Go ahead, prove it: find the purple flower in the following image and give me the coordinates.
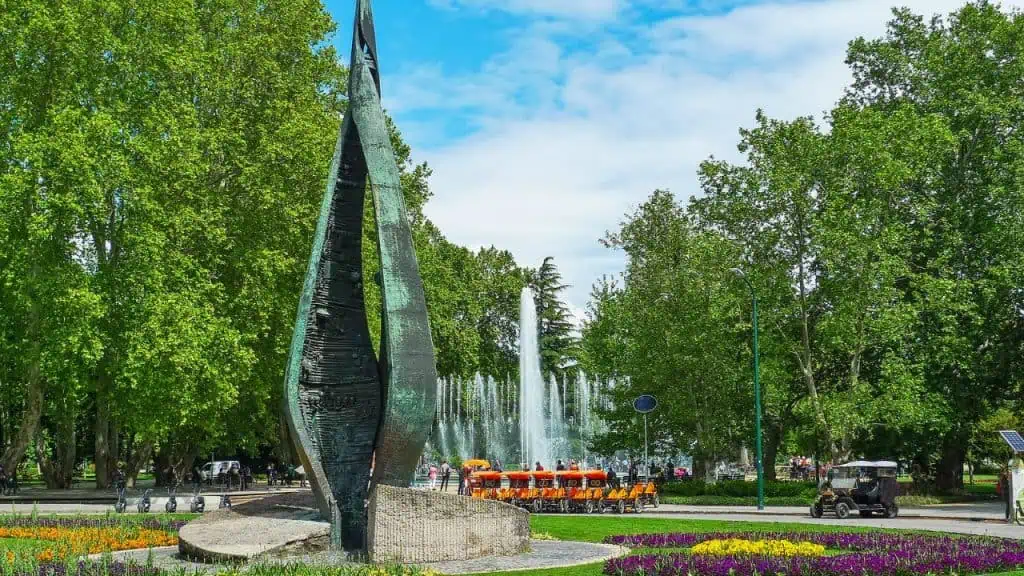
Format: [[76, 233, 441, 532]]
[[603, 531, 1024, 575]]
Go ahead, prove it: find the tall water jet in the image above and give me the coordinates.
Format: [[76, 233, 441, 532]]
[[519, 288, 549, 468]]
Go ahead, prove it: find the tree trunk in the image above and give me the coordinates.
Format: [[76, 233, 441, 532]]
[[126, 441, 153, 488], [763, 423, 783, 481], [109, 419, 120, 472], [94, 382, 111, 488], [692, 457, 709, 482], [154, 450, 170, 487], [1, 369, 44, 472], [278, 413, 296, 463], [936, 433, 965, 493]]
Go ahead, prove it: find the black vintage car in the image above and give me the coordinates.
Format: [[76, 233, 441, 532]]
[[811, 460, 899, 519]]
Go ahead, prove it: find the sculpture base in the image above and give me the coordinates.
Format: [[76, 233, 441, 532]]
[[177, 488, 530, 565], [367, 485, 530, 563]]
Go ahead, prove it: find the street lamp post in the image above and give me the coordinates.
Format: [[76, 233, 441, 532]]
[[731, 268, 764, 511]]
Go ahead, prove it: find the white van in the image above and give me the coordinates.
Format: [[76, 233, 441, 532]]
[[199, 460, 240, 482]]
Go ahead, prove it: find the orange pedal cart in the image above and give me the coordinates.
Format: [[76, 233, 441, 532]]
[[531, 470, 556, 513], [583, 470, 608, 514], [506, 471, 534, 509], [559, 470, 586, 513], [470, 471, 502, 500]]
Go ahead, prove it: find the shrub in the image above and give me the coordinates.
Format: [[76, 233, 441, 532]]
[[660, 480, 817, 499]]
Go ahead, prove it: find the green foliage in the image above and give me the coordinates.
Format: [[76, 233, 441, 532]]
[[528, 257, 578, 381], [659, 480, 817, 499], [582, 1, 1024, 489], [0, 0, 531, 482], [662, 496, 814, 506]]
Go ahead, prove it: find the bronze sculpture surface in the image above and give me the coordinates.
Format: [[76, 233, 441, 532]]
[[282, 0, 437, 553]]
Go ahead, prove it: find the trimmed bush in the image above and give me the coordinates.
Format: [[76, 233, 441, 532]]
[[661, 480, 817, 499]]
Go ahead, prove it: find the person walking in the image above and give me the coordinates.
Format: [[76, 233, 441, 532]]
[[1001, 467, 1012, 520], [440, 460, 451, 492]]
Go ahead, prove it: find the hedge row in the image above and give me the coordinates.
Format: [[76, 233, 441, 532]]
[[660, 479, 818, 498]]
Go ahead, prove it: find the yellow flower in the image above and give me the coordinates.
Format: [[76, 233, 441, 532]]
[[690, 538, 825, 557]]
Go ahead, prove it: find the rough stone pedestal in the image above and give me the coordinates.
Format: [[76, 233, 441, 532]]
[[367, 485, 530, 563]]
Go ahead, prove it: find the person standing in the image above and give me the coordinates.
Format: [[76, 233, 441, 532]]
[[535, 461, 544, 471], [440, 460, 451, 492], [555, 460, 565, 471], [428, 464, 438, 490], [1001, 467, 1012, 520]]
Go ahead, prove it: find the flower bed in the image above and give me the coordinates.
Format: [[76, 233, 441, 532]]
[[0, 516, 184, 563], [1, 560, 163, 576], [690, 538, 825, 557], [604, 532, 1024, 575]]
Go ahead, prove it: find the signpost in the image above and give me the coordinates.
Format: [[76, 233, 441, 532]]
[[999, 431, 1024, 524], [633, 395, 657, 480]]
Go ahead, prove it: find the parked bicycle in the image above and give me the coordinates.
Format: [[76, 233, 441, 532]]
[[189, 482, 206, 513], [137, 489, 152, 514], [166, 482, 179, 513], [114, 482, 127, 513]]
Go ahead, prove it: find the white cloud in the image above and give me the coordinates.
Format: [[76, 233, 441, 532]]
[[391, 0, 1023, 312], [426, 0, 625, 20]]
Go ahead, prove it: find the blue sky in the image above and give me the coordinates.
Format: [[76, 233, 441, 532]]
[[322, 0, 1021, 323]]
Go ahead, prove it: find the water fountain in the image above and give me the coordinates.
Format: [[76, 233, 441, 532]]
[[426, 288, 613, 470]]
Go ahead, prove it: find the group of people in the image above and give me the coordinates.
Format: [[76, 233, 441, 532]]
[[426, 460, 454, 492], [789, 456, 815, 480]]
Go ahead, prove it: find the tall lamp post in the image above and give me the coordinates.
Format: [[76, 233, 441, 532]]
[[731, 267, 764, 511]]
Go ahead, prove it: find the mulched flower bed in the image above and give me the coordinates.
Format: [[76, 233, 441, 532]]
[[604, 532, 1024, 575]]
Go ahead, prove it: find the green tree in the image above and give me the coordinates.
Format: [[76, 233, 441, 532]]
[[475, 247, 527, 382], [583, 191, 753, 476], [844, 1, 1024, 490], [528, 257, 577, 381]]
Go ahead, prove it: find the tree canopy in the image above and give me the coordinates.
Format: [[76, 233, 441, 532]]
[[0, 0, 575, 487], [581, 0, 1024, 489]]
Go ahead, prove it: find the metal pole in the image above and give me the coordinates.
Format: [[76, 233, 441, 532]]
[[644, 413, 649, 481], [752, 290, 764, 511]]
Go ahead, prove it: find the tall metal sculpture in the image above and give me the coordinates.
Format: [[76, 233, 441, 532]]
[[283, 0, 437, 554]]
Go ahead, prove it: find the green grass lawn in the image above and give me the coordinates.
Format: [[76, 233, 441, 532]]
[[462, 515, 1024, 576]]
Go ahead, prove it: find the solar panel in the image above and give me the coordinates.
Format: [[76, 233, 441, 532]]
[[1000, 430, 1024, 453]]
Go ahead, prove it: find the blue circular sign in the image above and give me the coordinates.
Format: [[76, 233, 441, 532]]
[[633, 395, 657, 414]]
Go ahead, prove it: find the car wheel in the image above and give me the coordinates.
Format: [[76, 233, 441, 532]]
[[652, 494, 659, 508], [633, 498, 643, 513], [559, 500, 568, 513], [886, 505, 899, 519], [835, 502, 850, 519], [810, 504, 822, 518], [617, 499, 625, 514], [532, 499, 542, 513], [115, 501, 125, 514], [585, 500, 595, 514], [166, 500, 176, 513]]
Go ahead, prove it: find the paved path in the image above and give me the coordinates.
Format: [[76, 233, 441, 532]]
[[425, 541, 627, 574], [653, 501, 1004, 521], [99, 541, 628, 575]]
